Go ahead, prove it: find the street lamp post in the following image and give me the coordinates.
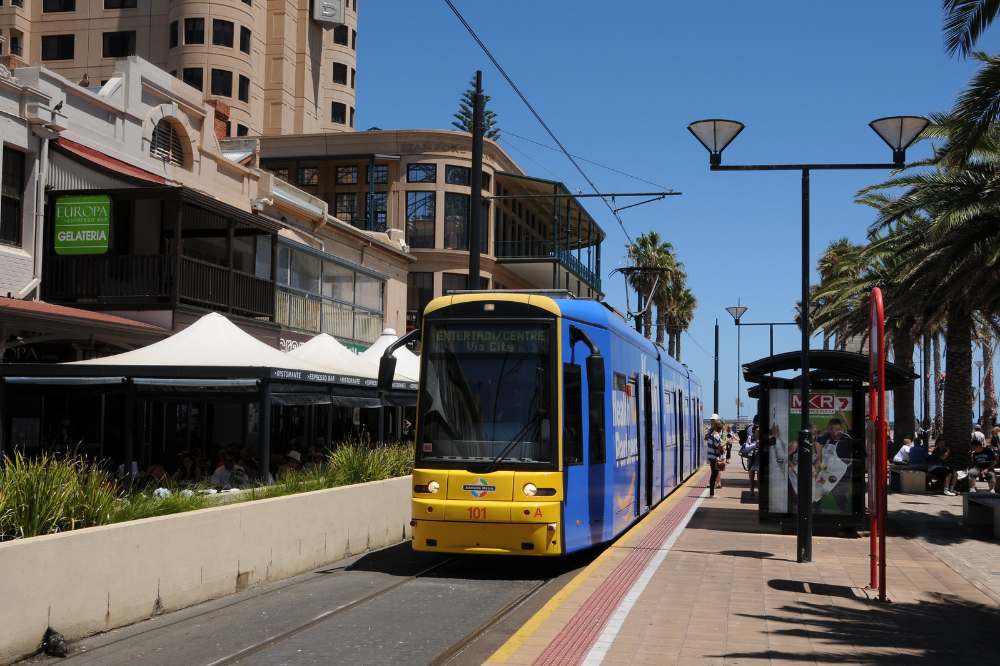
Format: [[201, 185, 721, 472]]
[[689, 116, 928, 564], [726, 302, 747, 423]]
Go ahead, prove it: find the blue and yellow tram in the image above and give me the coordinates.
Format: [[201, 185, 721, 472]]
[[405, 292, 703, 555]]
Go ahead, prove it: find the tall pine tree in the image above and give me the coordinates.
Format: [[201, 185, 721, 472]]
[[452, 74, 500, 140]]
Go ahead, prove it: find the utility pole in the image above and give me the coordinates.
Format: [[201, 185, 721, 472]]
[[468, 71, 484, 289]]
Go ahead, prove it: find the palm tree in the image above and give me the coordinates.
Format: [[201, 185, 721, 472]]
[[857, 158, 1000, 468], [625, 232, 675, 340], [669, 287, 697, 362]]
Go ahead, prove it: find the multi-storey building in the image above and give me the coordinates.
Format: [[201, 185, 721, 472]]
[[255, 129, 606, 338], [0, 0, 358, 136]]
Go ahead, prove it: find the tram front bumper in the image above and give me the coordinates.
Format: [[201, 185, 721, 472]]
[[411, 519, 562, 555]]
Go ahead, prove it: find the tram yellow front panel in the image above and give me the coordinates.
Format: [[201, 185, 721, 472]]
[[443, 499, 512, 522], [510, 501, 560, 523], [412, 521, 562, 555], [446, 471, 515, 501]]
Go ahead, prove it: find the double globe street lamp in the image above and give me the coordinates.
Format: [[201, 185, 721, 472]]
[[688, 116, 929, 563]]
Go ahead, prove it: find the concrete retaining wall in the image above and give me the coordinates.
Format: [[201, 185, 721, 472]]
[[0, 475, 413, 665]]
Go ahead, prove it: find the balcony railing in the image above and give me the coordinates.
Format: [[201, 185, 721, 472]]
[[493, 240, 601, 291], [276, 287, 382, 345], [45, 254, 173, 299], [43, 254, 275, 319]]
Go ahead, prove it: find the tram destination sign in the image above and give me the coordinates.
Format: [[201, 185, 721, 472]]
[[54, 195, 111, 255], [436, 328, 547, 354]]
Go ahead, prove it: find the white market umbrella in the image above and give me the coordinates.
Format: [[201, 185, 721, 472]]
[[73, 312, 329, 373], [288, 333, 380, 377], [359, 328, 420, 381]]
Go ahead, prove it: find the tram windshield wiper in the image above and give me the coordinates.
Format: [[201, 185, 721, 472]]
[[482, 410, 544, 474]]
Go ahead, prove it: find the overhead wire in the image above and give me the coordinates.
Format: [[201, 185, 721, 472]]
[[502, 130, 672, 191], [498, 138, 580, 193], [443, 0, 634, 245]]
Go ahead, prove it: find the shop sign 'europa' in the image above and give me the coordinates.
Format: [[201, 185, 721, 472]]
[[54, 195, 111, 255]]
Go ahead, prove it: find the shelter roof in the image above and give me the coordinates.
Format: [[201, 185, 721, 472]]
[[742, 350, 918, 391]]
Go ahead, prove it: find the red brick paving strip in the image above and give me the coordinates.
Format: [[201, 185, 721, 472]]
[[530, 482, 707, 666]]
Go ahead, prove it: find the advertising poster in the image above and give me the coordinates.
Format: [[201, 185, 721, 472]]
[[786, 388, 855, 515], [54, 195, 111, 255], [767, 389, 790, 514]]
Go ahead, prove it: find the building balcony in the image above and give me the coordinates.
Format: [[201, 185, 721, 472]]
[[494, 240, 601, 292], [43, 254, 275, 319], [275, 286, 382, 346]]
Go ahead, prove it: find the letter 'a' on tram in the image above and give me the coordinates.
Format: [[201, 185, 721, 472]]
[[378, 291, 703, 556]]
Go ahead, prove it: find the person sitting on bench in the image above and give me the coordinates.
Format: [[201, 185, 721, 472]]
[[968, 438, 998, 494]]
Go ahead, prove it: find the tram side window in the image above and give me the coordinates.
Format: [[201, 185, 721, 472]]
[[563, 364, 583, 465], [589, 388, 606, 464]]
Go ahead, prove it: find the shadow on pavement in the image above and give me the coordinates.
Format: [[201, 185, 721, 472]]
[[889, 507, 997, 547], [684, 506, 783, 535], [719, 593, 1000, 665]]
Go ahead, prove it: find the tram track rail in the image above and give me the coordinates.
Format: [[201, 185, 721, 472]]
[[205, 555, 466, 666]]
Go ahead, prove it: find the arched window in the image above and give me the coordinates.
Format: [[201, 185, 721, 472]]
[[150, 118, 185, 167]]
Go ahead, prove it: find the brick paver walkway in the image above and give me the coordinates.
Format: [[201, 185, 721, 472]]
[[488, 468, 1000, 665]]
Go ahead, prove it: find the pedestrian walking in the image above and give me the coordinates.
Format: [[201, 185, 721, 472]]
[[706, 421, 725, 498]]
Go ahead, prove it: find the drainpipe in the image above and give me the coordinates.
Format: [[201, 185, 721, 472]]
[[23, 125, 60, 301]]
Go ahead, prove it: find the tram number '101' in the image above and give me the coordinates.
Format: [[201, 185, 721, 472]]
[[468, 506, 487, 520]]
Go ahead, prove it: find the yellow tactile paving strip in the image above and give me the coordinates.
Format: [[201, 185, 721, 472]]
[[488, 470, 1000, 666]]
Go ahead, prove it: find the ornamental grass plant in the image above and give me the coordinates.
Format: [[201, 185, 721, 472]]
[[0, 441, 415, 541]]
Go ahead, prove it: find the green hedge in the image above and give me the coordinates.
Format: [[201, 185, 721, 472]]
[[0, 442, 415, 540]]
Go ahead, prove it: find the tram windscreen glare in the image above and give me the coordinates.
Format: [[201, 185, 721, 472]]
[[418, 322, 553, 465]]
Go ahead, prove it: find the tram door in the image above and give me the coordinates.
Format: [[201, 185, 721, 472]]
[[676, 390, 685, 478], [643, 376, 654, 509], [631, 376, 641, 516]]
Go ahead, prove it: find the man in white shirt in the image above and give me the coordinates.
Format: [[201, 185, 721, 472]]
[[211, 453, 247, 490]]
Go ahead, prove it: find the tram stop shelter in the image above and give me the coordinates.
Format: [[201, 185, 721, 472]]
[[0, 313, 417, 480], [743, 350, 918, 530]]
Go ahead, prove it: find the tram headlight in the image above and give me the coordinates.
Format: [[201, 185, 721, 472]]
[[414, 480, 441, 494], [523, 483, 537, 497]]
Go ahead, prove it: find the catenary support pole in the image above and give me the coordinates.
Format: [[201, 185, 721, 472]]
[[468, 70, 484, 289], [124, 379, 135, 491], [797, 168, 812, 563]]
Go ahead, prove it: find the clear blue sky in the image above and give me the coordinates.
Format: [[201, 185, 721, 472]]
[[357, 1, 997, 422]]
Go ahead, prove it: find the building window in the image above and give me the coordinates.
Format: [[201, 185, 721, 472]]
[[104, 0, 136, 8], [351, 68, 355, 89], [406, 191, 435, 248], [369, 192, 387, 226], [332, 62, 347, 85], [335, 193, 357, 224], [240, 26, 251, 53], [41, 35, 74, 60], [270, 167, 289, 182], [150, 118, 185, 167], [297, 167, 318, 186], [407, 164, 436, 183], [225, 121, 231, 137], [185, 18, 204, 45], [331, 102, 346, 124], [482, 172, 491, 191], [211, 69, 232, 97], [42, 0, 74, 12], [242, 0, 251, 5], [0, 147, 25, 246], [333, 25, 348, 46], [336, 165, 357, 184], [445, 165, 469, 186], [406, 271, 432, 337], [169, 21, 178, 48], [351, 29, 356, 50], [442, 273, 467, 294], [238, 75, 250, 102], [366, 164, 388, 184], [350, 107, 354, 128], [212, 20, 234, 47], [182, 67, 203, 91], [236, 124, 248, 136], [444, 192, 468, 250], [102, 31, 136, 58]]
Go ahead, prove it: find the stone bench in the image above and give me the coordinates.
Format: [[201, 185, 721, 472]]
[[889, 467, 926, 494], [963, 494, 1000, 536]]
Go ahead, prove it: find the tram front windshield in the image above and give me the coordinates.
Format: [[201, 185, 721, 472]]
[[418, 321, 553, 466]]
